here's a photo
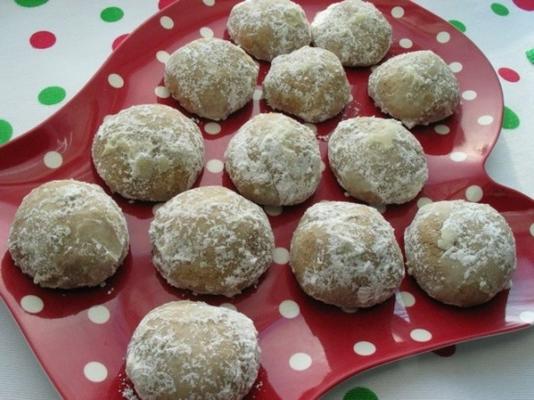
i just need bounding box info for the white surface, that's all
[327,329,534,400]
[0,1,533,399]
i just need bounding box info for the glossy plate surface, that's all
[1,1,533,399]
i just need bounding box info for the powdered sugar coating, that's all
[368,50,460,128]
[8,180,129,289]
[404,200,516,307]
[126,301,260,400]
[224,113,321,206]
[227,0,311,61]
[164,38,259,121]
[263,46,351,123]
[290,201,404,310]
[328,117,428,205]
[92,104,204,202]
[149,186,274,297]
[311,0,392,67]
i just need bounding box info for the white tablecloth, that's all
[1,1,533,399]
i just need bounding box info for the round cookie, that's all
[92,104,204,202]
[164,38,259,121]
[263,46,351,123]
[328,117,428,205]
[227,0,311,61]
[311,0,392,67]
[368,50,460,128]
[404,200,516,307]
[149,186,274,297]
[8,180,129,289]
[290,201,404,311]
[126,300,260,400]
[225,113,321,206]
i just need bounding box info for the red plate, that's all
[1,1,533,399]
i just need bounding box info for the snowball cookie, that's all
[227,0,311,61]
[92,104,204,202]
[290,201,404,311]
[225,113,321,206]
[149,186,274,296]
[368,50,460,128]
[311,0,392,67]
[164,38,259,121]
[263,46,351,123]
[8,180,129,289]
[126,300,260,400]
[405,200,516,307]
[328,117,428,205]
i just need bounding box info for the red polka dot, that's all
[498,67,521,82]
[158,0,175,9]
[112,33,129,51]
[433,345,456,357]
[513,0,534,11]
[29,31,56,49]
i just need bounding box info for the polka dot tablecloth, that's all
[0,1,533,399]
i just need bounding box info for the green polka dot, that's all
[100,6,124,22]
[38,86,66,106]
[503,106,520,129]
[491,3,509,16]
[0,119,13,144]
[526,48,534,65]
[449,20,466,32]
[343,387,379,400]
[14,0,48,7]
